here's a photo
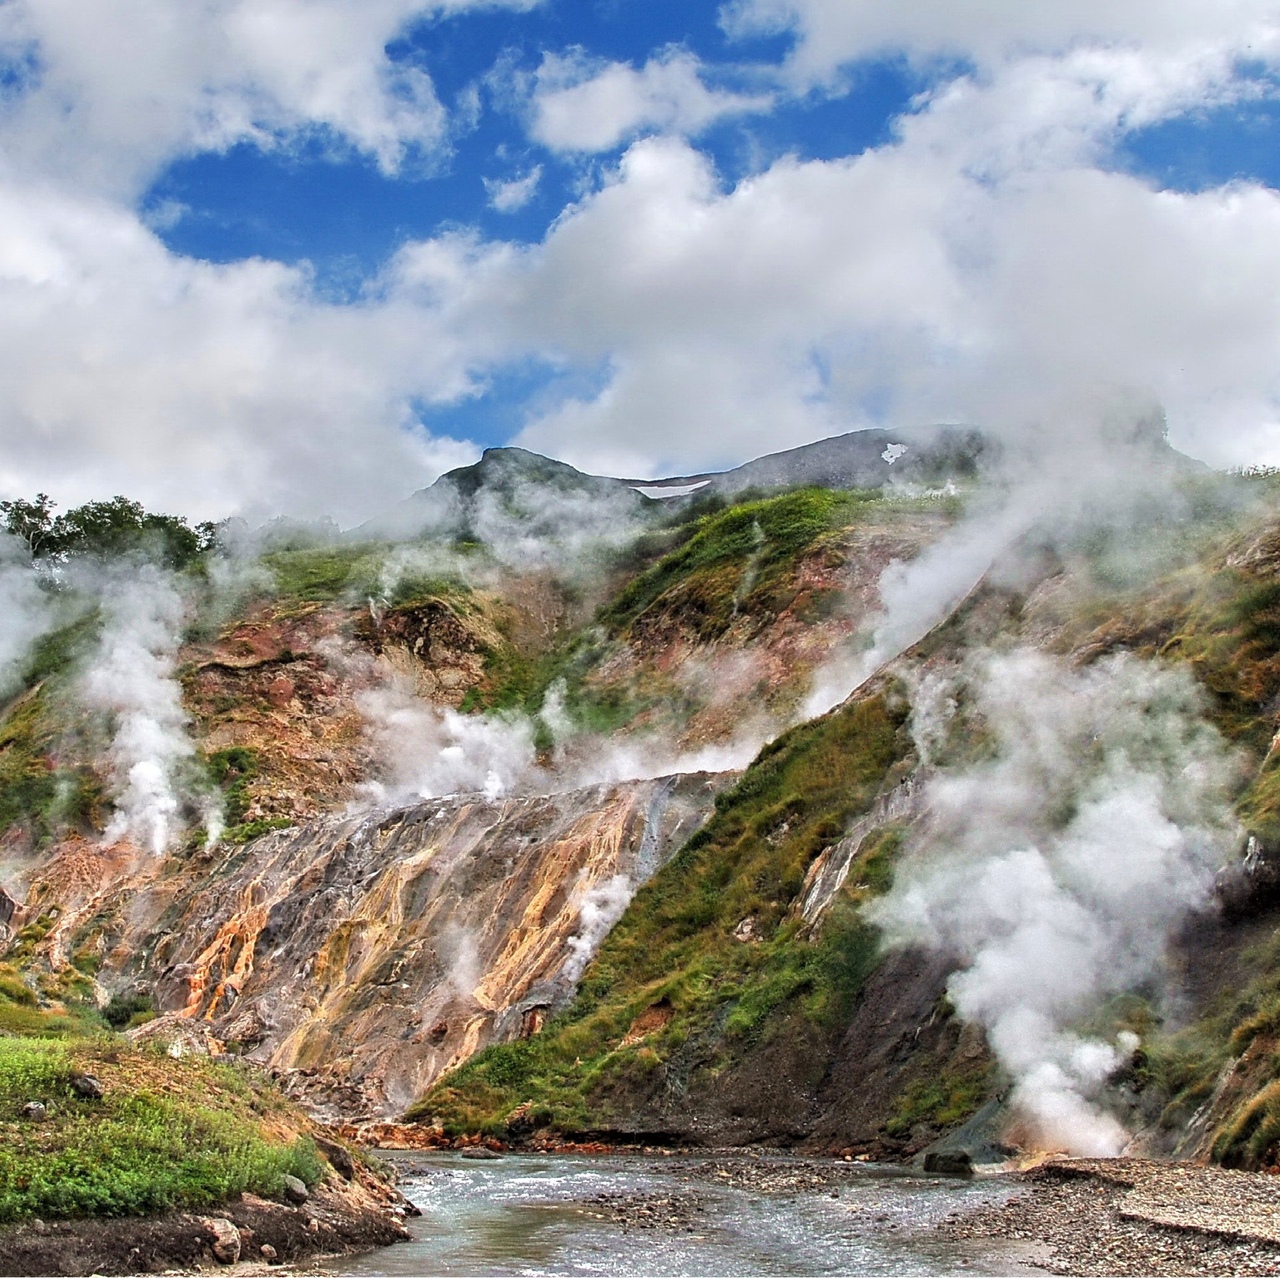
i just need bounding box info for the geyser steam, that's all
[82,567,203,854]
[868,649,1239,1156]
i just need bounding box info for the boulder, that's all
[198,1217,241,1265]
[922,1149,974,1176]
[20,1101,46,1121]
[68,1072,104,1100]
[281,1173,310,1204]
[315,1135,356,1180]
[460,1147,502,1160]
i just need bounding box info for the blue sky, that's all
[142,8,922,306]
[2,0,1280,520]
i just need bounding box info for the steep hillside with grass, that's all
[15,463,1280,1182]
[415,483,1280,1169]
[412,687,975,1152]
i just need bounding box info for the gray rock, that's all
[923,1149,974,1177]
[315,1135,355,1180]
[281,1173,310,1204]
[68,1072,104,1100]
[20,1101,46,1121]
[460,1147,502,1160]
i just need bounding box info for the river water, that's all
[324,1153,1046,1276]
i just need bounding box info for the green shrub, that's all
[102,993,154,1030]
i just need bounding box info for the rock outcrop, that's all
[50,773,727,1118]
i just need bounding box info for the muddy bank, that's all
[941,1158,1280,1276]
[0,1170,414,1277]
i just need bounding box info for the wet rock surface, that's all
[27,773,725,1124]
[575,1190,710,1233]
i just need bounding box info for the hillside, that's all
[2,431,1280,1201]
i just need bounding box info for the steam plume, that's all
[81,566,204,854]
[868,649,1239,1155]
[0,534,57,696]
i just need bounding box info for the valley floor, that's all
[941,1159,1280,1276]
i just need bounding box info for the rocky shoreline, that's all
[939,1158,1280,1276]
[0,1157,417,1277]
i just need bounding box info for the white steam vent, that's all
[868,649,1239,1157]
[82,566,197,856]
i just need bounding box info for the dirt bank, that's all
[0,1167,414,1277]
[941,1158,1280,1276]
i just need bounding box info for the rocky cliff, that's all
[17,773,725,1120]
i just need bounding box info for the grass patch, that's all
[0,1038,323,1221]
[601,488,882,639]
[260,543,388,602]
[885,1061,992,1137]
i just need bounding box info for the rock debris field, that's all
[940,1158,1280,1276]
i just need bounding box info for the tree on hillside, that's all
[0,494,216,569]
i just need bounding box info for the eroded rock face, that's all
[97,773,726,1119]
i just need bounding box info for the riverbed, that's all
[323,1152,1045,1276]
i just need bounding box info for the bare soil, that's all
[0,1178,413,1277]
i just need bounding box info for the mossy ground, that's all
[0,944,332,1224]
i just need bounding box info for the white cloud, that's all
[0,180,481,521]
[484,164,543,212]
[0,0,540,193]
[721,0,1280,86]
[0,0,1279,517]
[390,48,1280,476]
[530,47,773,154]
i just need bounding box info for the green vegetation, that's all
[0,1037,322,1221]
[204,746,293,841]
[0,687,102,847]
[602,488,882,639]
[885,1060,992,1137]
[102,992,155,1030]
[259,542,388,602]
[0,494,215,569]
[413,689,913,1135]
[206,746,259,827]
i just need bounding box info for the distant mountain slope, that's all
[622,425,990,496]
[363,426,989,540]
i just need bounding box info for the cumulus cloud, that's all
[424,103,1280,474]
[721,0,1280,86]
[530,47,773,153]
[1,0,1280,517]
[0,179,480,521]
[484,165,543,212]
[0,0,539,193]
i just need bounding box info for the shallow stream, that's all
[324,1152,1045,1276]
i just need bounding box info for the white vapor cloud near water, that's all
[800,404,1195,720]
[80,565,209,854]
[867,649,1240,1156]
[356,682,541,805]
[802,493,1036,719]
[562,874,633,986]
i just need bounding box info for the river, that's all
[324,1152,1046,1276]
